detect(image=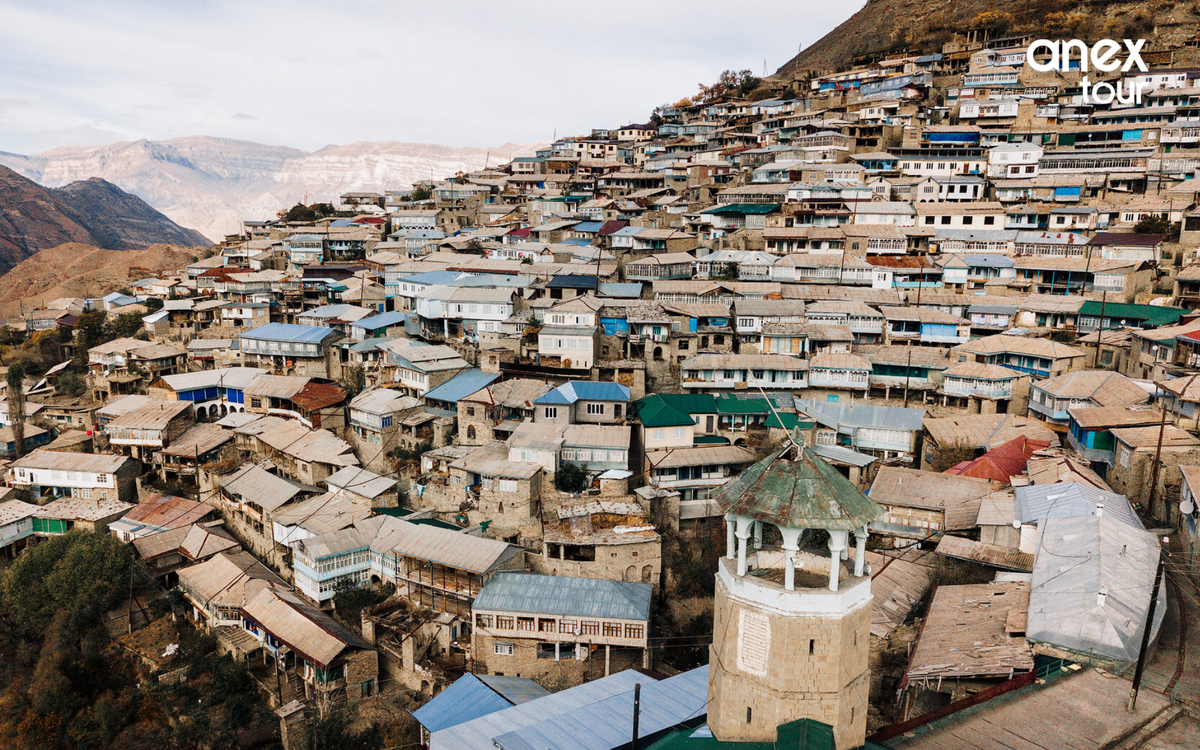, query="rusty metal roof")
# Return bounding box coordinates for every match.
[712,438,882,530]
